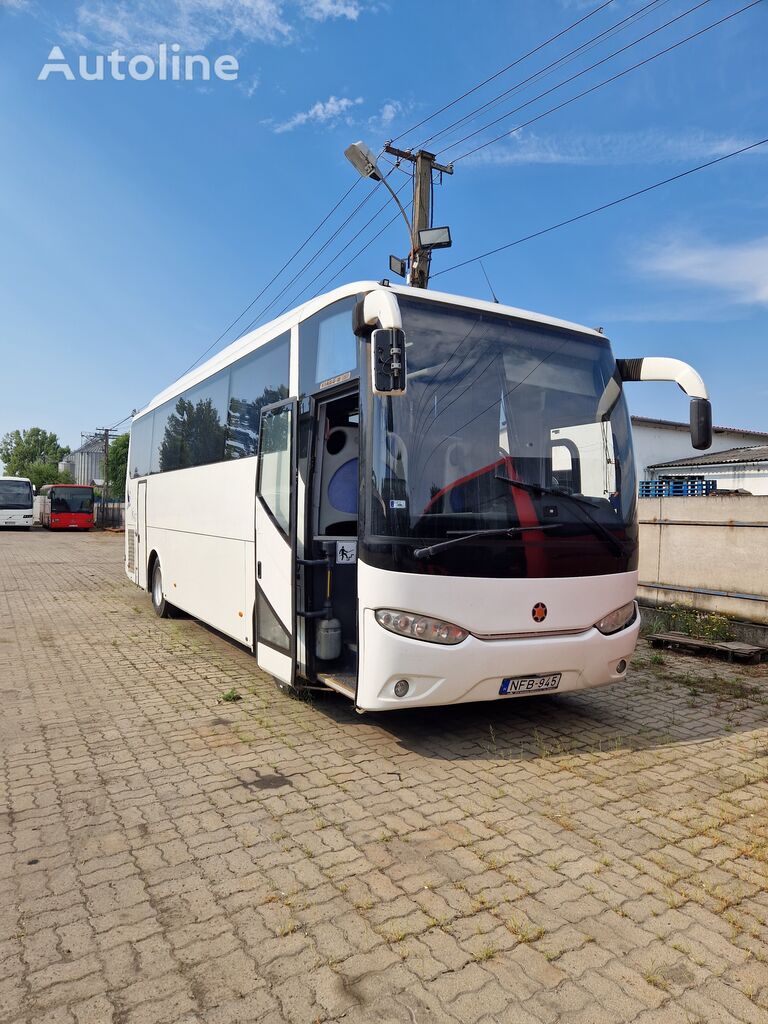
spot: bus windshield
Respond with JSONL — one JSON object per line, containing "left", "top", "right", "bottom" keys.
{"left": 51, "top": 487, "right": 94, "bottom": 513}
{"left": 0, "top": 479, "right": 33, "bottom": 509}
{"left": 365, "top": 298, "right": 637, "bottom": 578}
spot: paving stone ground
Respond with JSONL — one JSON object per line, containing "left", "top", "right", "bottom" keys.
{"left": 1, "top": 530, "right": 768, "bottom": 1024}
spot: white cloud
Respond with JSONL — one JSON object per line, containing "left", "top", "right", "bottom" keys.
{"left": 273, "top": 93, "right": 362, "bottom": 133}
{"left": 64, "top": 0, "right": 370, "bottom": 51}
{"left": 239, "top": 74, "right": 260, "bottom": 97}
{"left": 368, "top": 99, "right": 402, "bottom": 131}
{"left": 70, "top": 0, "right": 290, "bottom": 51}
{"left": 637, "top": 235, "right": 768, "bottom": 307}
{"left": 0, "top": 0, "right": 28, "bottom": 8}
{"left": 301, "top": 0, "right": 360, "bottom": 20}
{"left": 467, "top": 129, "right": 759, "bottom": 168}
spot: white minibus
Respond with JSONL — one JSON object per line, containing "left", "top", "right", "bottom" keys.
{"left": 125, "top": 282, "right": 711, "bottom": 711}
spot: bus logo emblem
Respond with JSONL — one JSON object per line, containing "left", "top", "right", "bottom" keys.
{"left": 532, "top": 603, "right": 547, "bottom": 623}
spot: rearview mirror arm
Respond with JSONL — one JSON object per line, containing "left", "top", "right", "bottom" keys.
{"left": 617, "top": 357, "right": 712, "bottom": 451}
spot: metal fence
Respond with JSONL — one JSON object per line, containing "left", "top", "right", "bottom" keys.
{"left": 639, "top": 479, "right": 718, "bottom": 498}
{"left": 94, "top": 501, "right": 125, "bottom": 529}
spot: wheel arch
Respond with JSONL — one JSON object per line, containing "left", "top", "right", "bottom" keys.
{"left": 147, "top": 549, "right": 160, "bottom": 589}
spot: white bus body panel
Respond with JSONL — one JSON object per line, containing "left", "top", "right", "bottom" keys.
{"left": 126, "top": 460, "right": 257, "bottom": 647}
{"left": 1, "top": 509, "right": 34, "bottom": 526}
{"left": 356, "top": 561, "right": 640, "bottom": 711}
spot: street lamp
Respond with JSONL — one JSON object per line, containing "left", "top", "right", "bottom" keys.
{"left": 344, "top": 140, "right": 414, "bottom": 253}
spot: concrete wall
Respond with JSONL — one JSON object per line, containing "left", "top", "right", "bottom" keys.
{"left": 637, "top": 494, "right": 768, "bottom": 624}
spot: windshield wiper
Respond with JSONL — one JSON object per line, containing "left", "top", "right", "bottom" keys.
{"left": 493, "top": 474, "right": 632, "bottom": 558}
{"left": 413, "top": 524, "right": 562, "bottom": 560}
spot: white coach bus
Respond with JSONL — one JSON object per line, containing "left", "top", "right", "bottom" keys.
{"left": 0, "top": 476, "right": 34, "bottom": 529}
{"left": 125, "top": 282, "right": 711, "bottom": 711}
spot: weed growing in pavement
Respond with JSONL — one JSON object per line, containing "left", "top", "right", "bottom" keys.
{"left": 506, "top": 918, "right": 544, "bottom": 944}
{"left": 219, "top": 688, "right": 242, "bottom": 703}
{"left": 473, "top": 945, "right": 497, "bottom": 962}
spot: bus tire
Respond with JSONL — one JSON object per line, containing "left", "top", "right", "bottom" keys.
{"left": 151, "top": 560, "right": 172, "bottom": 618}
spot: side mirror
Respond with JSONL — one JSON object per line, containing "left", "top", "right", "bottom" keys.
{"left": 690, "top": 397, "right": 712, "bottom": 451}
{"left": 371, "top": 328, "right": 407, "bottom": 396}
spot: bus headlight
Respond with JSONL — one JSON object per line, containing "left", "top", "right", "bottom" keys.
{"left": 375, "top": 609, "right": 468, "bottom": 645}
{"left": 595, "top": 601, "right": 636, "bottom": 635}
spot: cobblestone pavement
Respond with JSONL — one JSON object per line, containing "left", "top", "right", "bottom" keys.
{"left": 1, "top": 530, "right": 768, "bottom": 1024}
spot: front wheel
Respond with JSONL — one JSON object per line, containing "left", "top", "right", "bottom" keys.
{"left": 151, "top": 560, "right": 171, "bottom": 618}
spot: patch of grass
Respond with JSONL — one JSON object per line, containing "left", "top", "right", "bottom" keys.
{"left": 642, "top": 963, "right": 669, "bottom": 991}
{"left": 649, "top": 653, "right": 665, "bottom": 666}
{"left": 473, "top": 945, "right": 497, "bottom": 962}
{"left": 219, "top": 688, "right": 242, "bottom": 703}
{"left": 507, "top": 918, "right": 544, "bottom": 944}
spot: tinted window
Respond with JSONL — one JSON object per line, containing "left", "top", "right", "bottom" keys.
{"left": 155, "top": 371, "right": 229, "bottom": 472}
{"left": 257, "top": 405, "right": 292, "bottom": 534}
{"left": 51, "top": 488, "right": 94, "bottom": 513}
{"left": 225, "top": 334, "right": 290, "bottom": 460}
{"left": 129, "top": 414, "right": 153, "bottom": 478}
{"left": 300, "top": 297, "right": 358, "bottom": 395}
{"left": 0, "top": 479, "right": 33, "bottom": 508}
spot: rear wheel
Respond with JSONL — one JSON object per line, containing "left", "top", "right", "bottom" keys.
{"left": 151, "top": 560, "right": 171, "bottom": 618}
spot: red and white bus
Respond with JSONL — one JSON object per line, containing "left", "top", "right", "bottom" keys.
{"left": 40, "top": 484, "right": 95, "bottom": 530}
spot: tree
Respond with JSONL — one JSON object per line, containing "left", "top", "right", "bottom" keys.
{"left": 0, "top": 428, "right": 70, "bottom": 477}
{"left": 108, "top": 433, "right": 129, "bottom": 498}
{"left": 24, "top": 461, "right": 73, "bottom": 492}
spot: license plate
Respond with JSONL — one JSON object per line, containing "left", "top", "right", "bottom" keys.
{"left": 499, "top": 673, "right": 561, "bottom": 696}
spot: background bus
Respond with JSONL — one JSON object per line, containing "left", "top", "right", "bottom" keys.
{"left": 124, "top": 281, "right": 711, "bottom": 712}
{"left": 40, "top": 484, "right": 95, "bottom": 530}
{"left": 0, "top": 476, "right": 34, "bottom": 529}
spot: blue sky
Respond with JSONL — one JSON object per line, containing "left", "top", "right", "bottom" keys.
{"left": 0, "top": 0, "right": 766, "bottom": 460}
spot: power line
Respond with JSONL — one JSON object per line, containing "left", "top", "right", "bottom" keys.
{"left": 419, "top": 0, "right": 673, "bottom": 152}
{"left": 431, "top": 137, "right": 768, "bottom": 279}
{"left": 391, "top": 0, "right": 619, "bottom": 146}
{"left": 450, "top": 0, "right": 760, "bottom": 164}
{"left": 312, "top": 209, "right": 405, "bottom": 297}
{"left": 168, "top": 2, "right": 692, "bottom": 381}
{"left": 176, "top": 179, "right": 361, "bottom": 378}
{"left": 273, "top": 179, "right": 412, "bottom": 316}
{"left": 232, "top": 186, "right": 380, "bottom": 340}
{"left": 441, "top": 0, "right": 723, "bottom": 161}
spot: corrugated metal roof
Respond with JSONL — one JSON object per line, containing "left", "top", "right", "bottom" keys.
{"left": 650, "top": 446, "right": 768, "bottom": 469}
{"left": 631, "top": 416, "right": 768, "bottom": 437}
{"left": 72, "top": 436, "right": 105, "bottom": 454}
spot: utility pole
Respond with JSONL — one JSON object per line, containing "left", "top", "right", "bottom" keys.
{"left": 384, "top": 146, "right": 453, "bottom": 288}
{"left": 92, "top": 428, "right": 118, "bottom": 526}
{"left": 103, "top": 429, "right": 110, "bottom": 508}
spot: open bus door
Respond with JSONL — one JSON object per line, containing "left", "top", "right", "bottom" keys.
{"left": 254, "top": 399, "right": 298, "bottom": 686}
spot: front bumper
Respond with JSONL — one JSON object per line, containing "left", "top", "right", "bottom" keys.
{"left": 356, "top": 605, "right": 640, "bottom": 711}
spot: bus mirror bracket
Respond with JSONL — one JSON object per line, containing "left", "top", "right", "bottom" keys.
{"left": 370, "top": 328, "right": 407, "bottom": 396}
{"left": 353, "top": 288, "right": 407, "bottom": 396}
{"left": 617, "top": 356, "right": 712, "bottom": 451}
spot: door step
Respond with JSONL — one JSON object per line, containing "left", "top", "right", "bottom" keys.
{"left": 317, "top": 672, "right": 356, "bottom": 698}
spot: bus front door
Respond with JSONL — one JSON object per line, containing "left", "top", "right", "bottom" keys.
{"left": 254, "top": 399, "right": 298, "bottom": 686}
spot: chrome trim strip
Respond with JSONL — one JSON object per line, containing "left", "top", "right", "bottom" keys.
{"left": 471, "top": 626, "right": 591, "bottom": 641}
